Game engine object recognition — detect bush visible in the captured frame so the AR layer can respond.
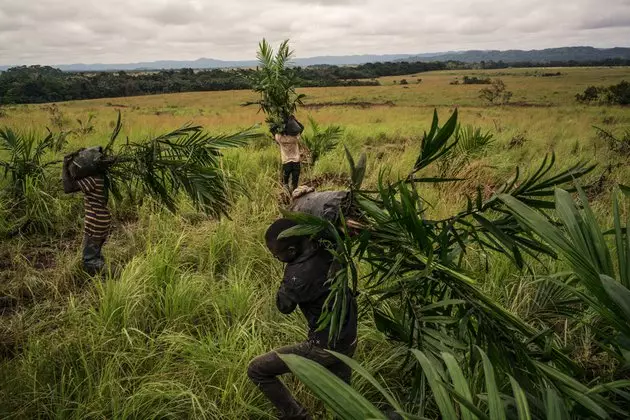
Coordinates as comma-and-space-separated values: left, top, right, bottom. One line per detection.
576, 81, 630, 105
576, 86, 602, 102
479, 79, 512, 104
399, 79, 408, 85
462, 75, 491, 84
606, 80, 630, 105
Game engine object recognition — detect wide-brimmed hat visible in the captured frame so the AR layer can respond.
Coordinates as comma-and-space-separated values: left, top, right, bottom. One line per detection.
265, 218, 300, 253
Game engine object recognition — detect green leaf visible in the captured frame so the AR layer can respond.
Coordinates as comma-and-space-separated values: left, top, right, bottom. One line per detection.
600, 274, 630, 324
279, 354, 386, 420
411, 349, 458, 419
545, 387, 568, 420
559, 386, 609, 420
442, 352, 476, 420
508, 375, 531, 420
476, 346, 506, 420
277, 224, 325, 239
328, 350, 402, 412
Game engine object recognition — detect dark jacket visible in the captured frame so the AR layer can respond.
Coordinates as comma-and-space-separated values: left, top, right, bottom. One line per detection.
276, 244, 357, 350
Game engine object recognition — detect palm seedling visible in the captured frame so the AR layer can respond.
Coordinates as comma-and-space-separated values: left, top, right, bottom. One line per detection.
0, 128, 61, 198
301, 116, 343, 166
243, 39, 305, 134
280, 109, 629, 418
437, 123, 494, 177
0, 114, 260, 236
103, 113, 260, 218
0, 128, 66, 235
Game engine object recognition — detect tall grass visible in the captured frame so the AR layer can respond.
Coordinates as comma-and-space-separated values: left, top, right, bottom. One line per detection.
2, 66, 630, 418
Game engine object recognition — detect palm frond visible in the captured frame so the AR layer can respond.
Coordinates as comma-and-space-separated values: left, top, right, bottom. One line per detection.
109, 123, 260, 217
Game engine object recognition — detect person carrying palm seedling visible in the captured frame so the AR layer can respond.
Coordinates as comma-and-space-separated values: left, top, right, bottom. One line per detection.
244, 39, 308, 194
275, 115, 304, 193
247, 217, 357, 420
63, 146, 114, 275
61, 113, 259, 276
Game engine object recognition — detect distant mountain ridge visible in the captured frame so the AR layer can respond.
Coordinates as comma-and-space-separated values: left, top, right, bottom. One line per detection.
400, 47, 630, 63
1, 47, 628, 72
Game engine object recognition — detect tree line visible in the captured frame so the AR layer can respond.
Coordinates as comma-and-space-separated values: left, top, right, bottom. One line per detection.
2, 58, 630, 104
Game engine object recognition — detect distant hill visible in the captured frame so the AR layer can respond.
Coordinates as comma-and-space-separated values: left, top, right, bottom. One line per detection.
400, 47, 630, 64
1, 47, 628, 72
0, 54, 427, 72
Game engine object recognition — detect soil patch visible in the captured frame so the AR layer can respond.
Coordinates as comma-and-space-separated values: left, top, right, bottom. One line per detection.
303, 101, 395, 110
505, 102, 554, 108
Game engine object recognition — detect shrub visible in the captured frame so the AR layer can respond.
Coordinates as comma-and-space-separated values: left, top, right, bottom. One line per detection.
479, 79, 512, 104
462, 75, 491, 84
399, 79, 408, 85
576, 86, 601, 102
606, 80, 630, 105
576, 81, 630, 105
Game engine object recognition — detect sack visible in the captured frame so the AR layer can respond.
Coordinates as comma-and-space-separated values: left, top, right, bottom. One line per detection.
62, 151, 81, 193
284, 116, 304, 136
70, 146, 107, 180
62, 146, 109, 193
290, 190, 351, 223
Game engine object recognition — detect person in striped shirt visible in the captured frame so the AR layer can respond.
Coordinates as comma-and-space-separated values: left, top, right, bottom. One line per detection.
77, 174, 111, 275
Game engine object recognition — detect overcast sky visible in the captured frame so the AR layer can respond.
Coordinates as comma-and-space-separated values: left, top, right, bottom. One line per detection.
1, 0, 629, 65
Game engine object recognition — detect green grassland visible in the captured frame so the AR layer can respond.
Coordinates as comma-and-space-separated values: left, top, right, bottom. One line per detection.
0, 67, 629, 418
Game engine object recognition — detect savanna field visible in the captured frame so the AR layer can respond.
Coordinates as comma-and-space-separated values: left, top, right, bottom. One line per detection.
1, 66, 630, 419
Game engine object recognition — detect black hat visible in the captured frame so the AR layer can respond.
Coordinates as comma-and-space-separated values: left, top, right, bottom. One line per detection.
265, 218, 298, 250
266, 218, 306, 262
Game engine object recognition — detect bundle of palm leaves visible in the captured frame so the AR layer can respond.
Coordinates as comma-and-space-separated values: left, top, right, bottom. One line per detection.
102, 114, 260, 218
244, 39, 305, 134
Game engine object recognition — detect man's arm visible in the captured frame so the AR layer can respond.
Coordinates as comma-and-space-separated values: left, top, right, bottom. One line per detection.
276, 279, 298, 314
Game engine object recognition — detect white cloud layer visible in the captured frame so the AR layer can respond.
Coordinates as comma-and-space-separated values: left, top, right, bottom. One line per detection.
0, 0, 629, 65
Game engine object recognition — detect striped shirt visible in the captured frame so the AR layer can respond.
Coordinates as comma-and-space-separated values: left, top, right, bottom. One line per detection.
77, 175, 111, 239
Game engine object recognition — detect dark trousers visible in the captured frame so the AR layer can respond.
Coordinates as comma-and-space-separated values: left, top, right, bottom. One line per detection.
83, 235, 106, 275
282, 162, 301, 193
248, 341, 355, 420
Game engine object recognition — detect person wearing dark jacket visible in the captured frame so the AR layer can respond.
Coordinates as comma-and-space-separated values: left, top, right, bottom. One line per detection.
247, 218, 357, 420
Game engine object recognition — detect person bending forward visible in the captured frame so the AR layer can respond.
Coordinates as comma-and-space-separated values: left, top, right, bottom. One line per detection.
248, 218, 357, 420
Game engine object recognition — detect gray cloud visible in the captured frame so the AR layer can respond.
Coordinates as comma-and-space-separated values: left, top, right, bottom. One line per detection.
0, 0, 628, 65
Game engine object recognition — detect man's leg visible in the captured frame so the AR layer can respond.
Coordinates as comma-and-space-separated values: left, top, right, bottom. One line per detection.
83, 235, 105, 275
282, 163, 292, 191
248, 342, 312, 420
291, 162, 301, 192
248, 341, 350, 420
